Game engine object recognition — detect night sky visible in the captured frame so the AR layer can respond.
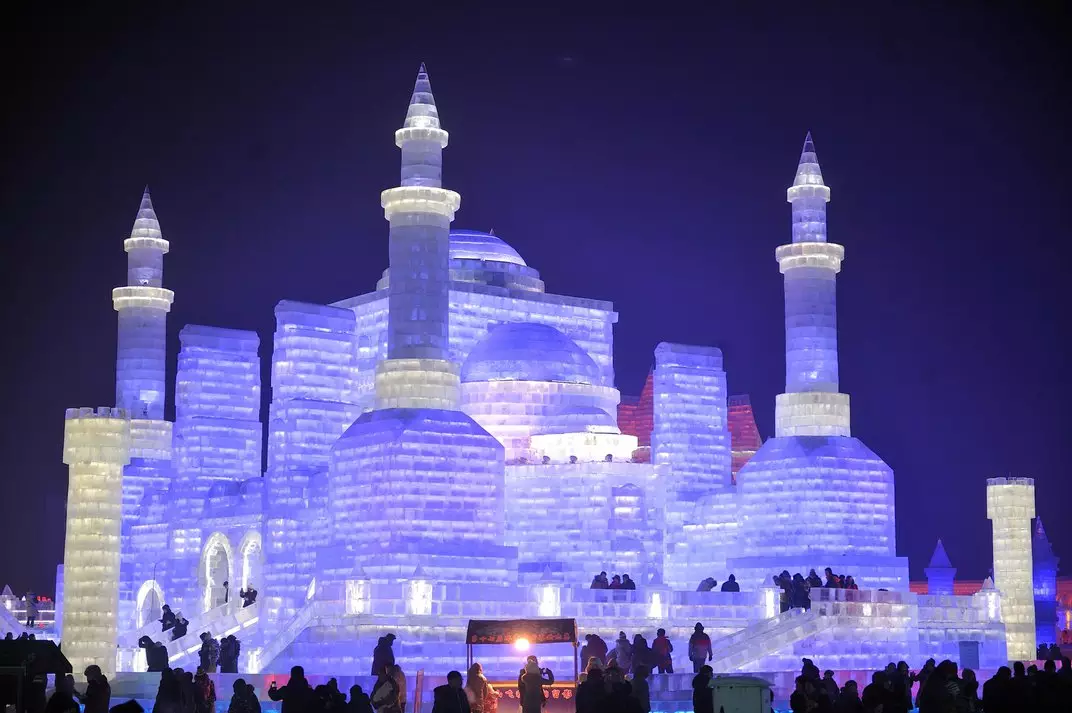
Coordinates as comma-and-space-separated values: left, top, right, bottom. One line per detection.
2, 4, 1069, 595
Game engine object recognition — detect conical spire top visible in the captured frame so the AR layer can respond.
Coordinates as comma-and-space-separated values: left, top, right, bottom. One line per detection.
1034, 516, 1049, 542
129, 186, 163, 241
793, 131, 826, 188
404, 63, 441, 130
927, 539, 954, 569
1033, 516, 1058, 562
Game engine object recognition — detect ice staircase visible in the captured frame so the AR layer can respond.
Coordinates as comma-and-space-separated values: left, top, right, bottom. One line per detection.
707, 608, 836, 673
162, 601, 263, 668
122, 600, 242, 648
0, 604, 28, 637
246, 599, 322, 673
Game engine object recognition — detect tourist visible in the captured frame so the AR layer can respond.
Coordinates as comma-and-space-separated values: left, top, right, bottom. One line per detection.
390, 665, 407, 713
370, 664, 401, 713
609, 632, 632, 672
76, 666, 111, 713
347, 686, 373, 713
24, 593, 38, 628
824, 568, 838, 589
603, 671, 641, 713
621, 574, 637, 590
584, 633, 608, 665
822, 670, 840, 700
845, 576, 859, 590
834, 680, 862, 713
226, 679, 259, 713
140, 636, 169, 673
324, 679, 348, 712
518, 660, 553, 713
179, 670, 197, 713
589, 572, 608, 589
806, 569, 823, 588
268, 666, 316, 713
630, 664, 651, 713
917, 659, 959, 712
463, 663, 495, 713
789, 675, 816, 713
239, 586, 258, 608
198, 632, 220, 673
791, 573, 811, 610
630, 633, 650, 676
219, 635, 241, 673
609, 575, 623, 589
696, 577, 716, 592
651, 628, 674, 673
193, 669, 216, 713
691, 665, 713, 713
372, 633, 397, 676
431, 671, 470, 713
719, 574, 740, 592
960, 668, 981, 712
45, 675, 79, 713
574, 668, 606, 713
172, 613, 189, 640
688, 623, 712, 673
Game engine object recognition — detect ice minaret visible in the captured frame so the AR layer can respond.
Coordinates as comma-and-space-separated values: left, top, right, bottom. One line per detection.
330, 66, 514, 583
925, 539, 956, 595
1032, 516, 1058, 647
113, 189, 174, 632
113, 188, 173, 420
986, 477, 1036, 660
729, 134, 907, 590
62, 406, 130, 677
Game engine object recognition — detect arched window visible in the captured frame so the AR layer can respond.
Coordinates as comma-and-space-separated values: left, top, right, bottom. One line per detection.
199, 532, 234, 613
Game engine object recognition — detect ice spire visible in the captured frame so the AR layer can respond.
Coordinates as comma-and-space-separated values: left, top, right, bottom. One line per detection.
130, 186, 163, 241
925, 539, 956, 595
787, 131, 830, 244
1033, 517, 1056, 560
403, 63, 441, 131
928, 539, 953, 568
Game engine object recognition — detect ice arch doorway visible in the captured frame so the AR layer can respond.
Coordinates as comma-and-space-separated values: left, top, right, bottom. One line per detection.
200, 532, 234, 613
135, 580, 165, 629
238, 531, 262, 591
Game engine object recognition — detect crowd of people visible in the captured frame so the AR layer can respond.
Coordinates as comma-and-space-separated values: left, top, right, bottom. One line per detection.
772, 568, 860, 613
579, 624, 711, 676
1037, 642, 1065, 660
160, 605, 190, 641
587, 572, 636, 590
695, 575, 740, 592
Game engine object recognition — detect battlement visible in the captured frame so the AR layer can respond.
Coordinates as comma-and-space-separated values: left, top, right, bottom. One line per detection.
65, 406, 128, 420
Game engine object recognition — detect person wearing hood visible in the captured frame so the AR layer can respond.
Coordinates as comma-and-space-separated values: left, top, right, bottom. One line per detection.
76, 666, 111, 713
609, 632, 632, 672
719, 575, 740, 592
581, 634, 607, 665
692, 665, 714, 713
226, 679, 260, 713
371, 634, 397, 677
518, 661, 553, 713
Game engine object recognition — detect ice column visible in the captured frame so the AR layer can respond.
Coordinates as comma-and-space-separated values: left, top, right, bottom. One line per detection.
986, 477, 1036, 661
1032, 517, 1059, 646
62, 407, 131, 676
924, 539, 956, 595
775, 134, 850, 437
376, 62, 462, 410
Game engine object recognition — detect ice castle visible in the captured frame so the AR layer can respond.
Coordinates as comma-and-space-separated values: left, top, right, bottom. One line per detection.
57, 65, 1021, 680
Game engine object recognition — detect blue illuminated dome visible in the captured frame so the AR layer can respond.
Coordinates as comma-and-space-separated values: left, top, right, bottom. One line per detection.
461, 322, 601, 384
449, 229, 527, 266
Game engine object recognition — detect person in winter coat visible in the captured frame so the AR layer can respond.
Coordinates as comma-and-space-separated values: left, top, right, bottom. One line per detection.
370, 666, 401, 713
268, 666, 316, 713
44, 675, 79, 713
219, 635, 241, 674
198, 633, 220, 673
347, 686, 374, 713
160, 605, 177, 632
630, 634, 650, 676
630, 665, 651, 713
609, 632, 632, 672
463, 663, 495, 713
692, 666, 714, 713
76, 666, 111, 713
834, 680, 863, 713
226, 679, 260, 713
581, 634, 607, 666
574, 668, 606, 713
431, 671, 470, 713
650, 628, 674, 673
688, 623, 712, 673
519, 661, 553, 713
719, 575, 740, 592
371, 634, 397, 676
193, 669, 216, 713
390, 665, 407, 713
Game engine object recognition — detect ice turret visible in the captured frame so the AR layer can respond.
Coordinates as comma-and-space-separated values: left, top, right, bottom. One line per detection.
925, 539, 956, 595
1032, 516, 1059, 646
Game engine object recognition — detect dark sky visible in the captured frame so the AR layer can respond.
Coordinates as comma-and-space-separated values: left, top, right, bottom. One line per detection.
2, 3, 1069, 594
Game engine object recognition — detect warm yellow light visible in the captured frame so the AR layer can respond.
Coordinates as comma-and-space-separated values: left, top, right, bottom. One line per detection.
514, 637, 530, 652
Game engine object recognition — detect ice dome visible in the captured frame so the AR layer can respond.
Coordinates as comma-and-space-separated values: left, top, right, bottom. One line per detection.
449, 229, 526, 266
461, 322, 601, 385
534, 404, 617, 435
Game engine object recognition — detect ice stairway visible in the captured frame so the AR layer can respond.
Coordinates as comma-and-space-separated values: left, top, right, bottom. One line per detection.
246, 599, 323, 673
708, 608, 835, 673
163, 601, 263, 668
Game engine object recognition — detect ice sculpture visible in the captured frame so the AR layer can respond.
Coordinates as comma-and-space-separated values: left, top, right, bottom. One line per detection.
987, 477, 1037, 660
62, 407, 130, 676
730, 134, 908, 591
1032, 517, 1059, 646
924, 539, 956, 595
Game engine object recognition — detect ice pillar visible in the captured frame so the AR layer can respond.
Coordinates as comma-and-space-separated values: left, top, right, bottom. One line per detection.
986, 477, 1036, 661
376, 63, 462, 410
62, 407, 131, 677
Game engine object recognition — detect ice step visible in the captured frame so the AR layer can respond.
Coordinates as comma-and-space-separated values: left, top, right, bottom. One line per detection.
708, 609, 836, 673
164, 601, 262, 668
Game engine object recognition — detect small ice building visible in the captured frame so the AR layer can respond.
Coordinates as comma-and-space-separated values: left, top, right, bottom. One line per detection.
57, 66, 1016, 679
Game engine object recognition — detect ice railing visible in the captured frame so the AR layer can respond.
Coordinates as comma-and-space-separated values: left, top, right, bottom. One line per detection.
164, 601, 262, 667
247, 598, 325, 674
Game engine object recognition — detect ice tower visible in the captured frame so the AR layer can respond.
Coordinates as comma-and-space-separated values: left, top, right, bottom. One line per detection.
925, 539, 956, 595
112, 189, 174, 631
330, 65, 515, 583
987, 477, 1036, 660
730, 134, 907, 590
